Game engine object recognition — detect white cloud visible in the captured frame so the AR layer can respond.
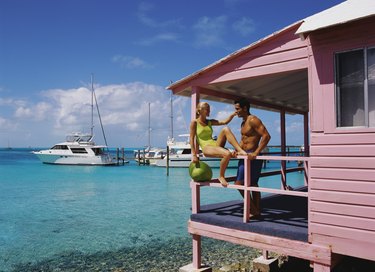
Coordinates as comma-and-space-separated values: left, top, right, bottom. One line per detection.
0, 97, 27, 108
287, 121, 303, 133
0, 116, 17, 132
23, 82, 190, 147
192, 16, 228, 48
232, 17, 255, 37
14, 107, 32, 118
112, 55, 153, 69
137, 2, 183, 29
275, 120, 303, 134
13, 102, 51, 121
138, 33, 180, 46
0, 98, 12, 105
215, 108, 234, 121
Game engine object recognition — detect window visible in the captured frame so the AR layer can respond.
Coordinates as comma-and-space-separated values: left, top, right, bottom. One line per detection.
51, 145, 68, 150
71, 148, 88, 154
335, 47, 375, 127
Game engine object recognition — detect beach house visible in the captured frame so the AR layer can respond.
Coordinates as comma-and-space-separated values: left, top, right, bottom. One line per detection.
167, 0, 375, 271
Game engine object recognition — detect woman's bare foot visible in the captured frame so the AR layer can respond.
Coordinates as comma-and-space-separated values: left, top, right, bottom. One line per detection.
218, 176, 228, 187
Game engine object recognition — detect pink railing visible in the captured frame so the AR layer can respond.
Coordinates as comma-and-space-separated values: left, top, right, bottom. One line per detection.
191, 155, 310, 223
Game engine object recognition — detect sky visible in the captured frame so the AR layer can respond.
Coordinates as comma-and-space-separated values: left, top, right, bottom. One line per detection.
0, 0, 345, 148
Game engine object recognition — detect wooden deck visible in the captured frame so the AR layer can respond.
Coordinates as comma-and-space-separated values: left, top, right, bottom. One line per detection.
188, 190, 332, 269
191, 189, 308, 242
187, 155, 334, 271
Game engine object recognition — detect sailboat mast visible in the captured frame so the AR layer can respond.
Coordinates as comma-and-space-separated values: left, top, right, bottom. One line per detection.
170, 92, 173, 139
90, 74, 94, 136
148, 102, 151, 148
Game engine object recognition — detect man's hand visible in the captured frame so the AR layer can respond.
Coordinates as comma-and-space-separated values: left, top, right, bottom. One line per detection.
248, 152, 258, 160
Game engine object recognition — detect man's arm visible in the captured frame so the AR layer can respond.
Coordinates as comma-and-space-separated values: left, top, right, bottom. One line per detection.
249, 116, 271, 159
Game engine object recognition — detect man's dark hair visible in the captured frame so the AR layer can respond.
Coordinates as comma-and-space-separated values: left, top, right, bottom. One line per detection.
234, 98, 250, 114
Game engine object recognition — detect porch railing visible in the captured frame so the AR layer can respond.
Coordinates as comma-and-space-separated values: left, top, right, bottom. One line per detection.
191, 155, 310, 223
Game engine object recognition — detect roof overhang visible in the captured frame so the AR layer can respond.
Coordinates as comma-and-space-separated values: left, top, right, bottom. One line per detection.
296, 0, 375, 36
167, 21, 308, 115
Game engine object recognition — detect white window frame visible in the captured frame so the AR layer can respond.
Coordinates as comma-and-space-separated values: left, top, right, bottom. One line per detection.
335, 47, 374, 128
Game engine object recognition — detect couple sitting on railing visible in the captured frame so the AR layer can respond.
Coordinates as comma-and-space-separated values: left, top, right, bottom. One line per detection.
190, 98, 271, 216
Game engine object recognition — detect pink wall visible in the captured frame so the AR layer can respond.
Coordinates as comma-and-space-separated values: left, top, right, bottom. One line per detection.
308, 16, 375, 261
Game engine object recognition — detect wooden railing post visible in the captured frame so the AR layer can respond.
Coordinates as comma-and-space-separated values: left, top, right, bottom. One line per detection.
192, 234, 202, 268
280, 110, 287, 189
191, 181, 200, 214
243, 156, 251, 223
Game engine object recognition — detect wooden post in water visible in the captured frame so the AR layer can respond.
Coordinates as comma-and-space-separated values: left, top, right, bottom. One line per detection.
116, 148, 119, 165
142, 149, 146, 165
166, 145, 169, 176
122, 147, 125, 165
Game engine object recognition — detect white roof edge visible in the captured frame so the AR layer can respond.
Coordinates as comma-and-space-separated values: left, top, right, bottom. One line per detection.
296, 0, 375, 34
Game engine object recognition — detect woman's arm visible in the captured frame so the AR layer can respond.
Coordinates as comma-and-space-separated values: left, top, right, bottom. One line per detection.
211, 112, 237, 126
189, 120, 199, 163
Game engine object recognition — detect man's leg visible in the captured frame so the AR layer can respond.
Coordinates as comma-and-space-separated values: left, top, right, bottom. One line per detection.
235, 159, 244, 197
250, 160, 263, 216
235, 159, 259, 216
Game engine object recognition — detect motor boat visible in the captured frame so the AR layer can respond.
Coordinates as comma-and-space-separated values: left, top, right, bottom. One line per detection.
134, 147, 167, 165
32, 133, 115, 165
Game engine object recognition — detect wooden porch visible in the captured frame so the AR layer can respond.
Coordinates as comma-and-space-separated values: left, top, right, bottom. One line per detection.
186, 155, 333, 271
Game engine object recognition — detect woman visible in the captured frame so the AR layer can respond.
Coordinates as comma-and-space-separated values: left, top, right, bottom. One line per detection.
190, 102, 247, 186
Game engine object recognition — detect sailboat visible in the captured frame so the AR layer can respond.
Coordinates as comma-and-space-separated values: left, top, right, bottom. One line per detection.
32, 76, 116, 166
134, 102, 167, 164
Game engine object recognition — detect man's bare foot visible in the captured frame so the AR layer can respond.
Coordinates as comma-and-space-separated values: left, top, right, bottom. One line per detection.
218, 176, 228, 187
249, 213, 261, 219
250, 208, 260, 218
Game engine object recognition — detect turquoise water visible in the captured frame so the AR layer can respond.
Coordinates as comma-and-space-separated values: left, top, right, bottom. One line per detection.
0, 148, 304, 271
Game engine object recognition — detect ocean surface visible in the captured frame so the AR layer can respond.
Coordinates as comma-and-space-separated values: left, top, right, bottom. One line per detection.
0, 148, 305, 272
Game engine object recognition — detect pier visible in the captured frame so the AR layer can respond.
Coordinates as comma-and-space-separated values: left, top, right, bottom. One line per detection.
113, 148, 129, 165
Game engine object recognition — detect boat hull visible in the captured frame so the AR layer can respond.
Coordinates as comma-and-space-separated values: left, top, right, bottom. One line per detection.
33, 152, 116, 166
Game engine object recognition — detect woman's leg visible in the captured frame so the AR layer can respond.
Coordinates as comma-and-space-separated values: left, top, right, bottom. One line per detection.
203, 145, 232, 186
218, 153, 232, 186
216, 127, 247, 155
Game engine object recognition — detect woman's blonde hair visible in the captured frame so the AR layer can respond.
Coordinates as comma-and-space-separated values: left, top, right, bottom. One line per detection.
196, 102, 209, 117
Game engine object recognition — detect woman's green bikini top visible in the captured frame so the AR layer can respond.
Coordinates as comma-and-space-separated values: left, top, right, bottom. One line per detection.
196, 120, 216, 149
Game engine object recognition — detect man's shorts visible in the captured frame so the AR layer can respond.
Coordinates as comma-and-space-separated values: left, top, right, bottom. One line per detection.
236, 158, 263, 186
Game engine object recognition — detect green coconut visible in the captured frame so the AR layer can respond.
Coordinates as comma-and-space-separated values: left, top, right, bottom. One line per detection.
189, 161, 213, 181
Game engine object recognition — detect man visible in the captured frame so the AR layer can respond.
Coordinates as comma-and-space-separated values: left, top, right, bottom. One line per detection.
234, 98, 271, 217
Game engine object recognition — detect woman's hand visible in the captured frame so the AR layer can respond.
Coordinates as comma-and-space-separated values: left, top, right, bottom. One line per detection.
192, 154, 199, 163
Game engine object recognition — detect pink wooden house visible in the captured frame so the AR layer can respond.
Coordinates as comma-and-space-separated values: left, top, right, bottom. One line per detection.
167, 1, 375, 271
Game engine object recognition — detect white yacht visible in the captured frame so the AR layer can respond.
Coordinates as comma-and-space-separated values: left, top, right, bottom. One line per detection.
33, 75, 115, 166
134, 147, 167, 165
32, 133, 115, 165
153, 135, 239, 168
